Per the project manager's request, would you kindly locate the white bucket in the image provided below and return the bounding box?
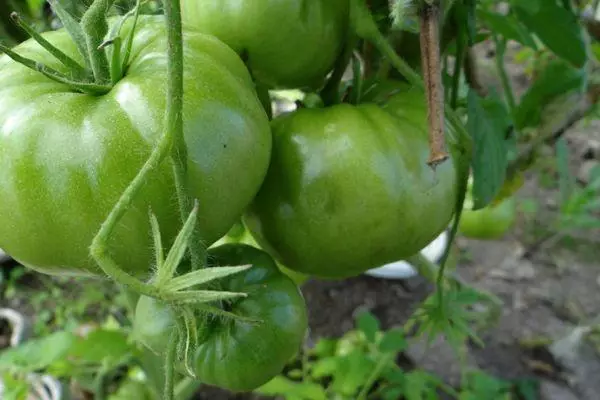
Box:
[364,230,449,279]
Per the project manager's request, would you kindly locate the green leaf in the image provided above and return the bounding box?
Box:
[68,329,131,365]
[0,331,76,373]
[330,350,375,397]
[47,0,90,67]
[311,357,339,379]
[378,329,407,353]
[254,376,327,400]
[467,90,510,209]
[403,371,439,400]
[477,10,537,48]
[514,59,585,130]
[163,265,252,292]
[510,0,540,14]
[26,0,47,16]
[356,311,380,343]
[514,0,587,67]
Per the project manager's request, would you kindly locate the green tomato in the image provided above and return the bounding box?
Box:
[458,197,517,240]
[133,243,308,392]
[215,223,310,286]
[180,0,350,89]
[244,86,459,279]
[0,16,271,278]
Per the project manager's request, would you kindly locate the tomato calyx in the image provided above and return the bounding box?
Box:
[133,203,263,376]
[0,0,142,95]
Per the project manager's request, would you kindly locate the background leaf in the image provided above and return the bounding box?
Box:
[514,0,586,67]
[467,90,510,209]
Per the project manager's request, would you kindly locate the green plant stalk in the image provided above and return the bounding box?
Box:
[164,0,207,271]
[0,43,111,95]
[89,0,189,295]
[450,25,466,109]
[9,12,87,78]
[80,0,114,83]
[320,32,359,106]
[164,329,179,400]
[356,353,395,400]
[493,35,516,116]
[47,0,91,69]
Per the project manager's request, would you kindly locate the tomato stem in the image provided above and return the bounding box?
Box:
[80,0,113,84]
[89,111,174,297]
[47,0,91,70]
[419,2,449,167]
[320,31,358,106]
[163,0,207,271]
[0,42,111,95]
[164,329,179,400]
[9,12,88,79]
[350,0,471,155]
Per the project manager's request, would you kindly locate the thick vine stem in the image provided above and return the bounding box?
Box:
[80,0,114,84]
[164,329,179,400]
[163,0,207,270]
[419,1,449,167]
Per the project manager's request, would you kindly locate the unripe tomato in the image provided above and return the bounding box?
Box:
[133,244,308,392]
[180,0,350,89]
[214,222,310,286]
[244,86,459,279]
[0,16,271,277]
[458,197,517,239]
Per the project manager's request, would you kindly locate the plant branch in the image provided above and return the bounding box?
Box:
[164,329,178,400]
[350,0,472,156]
[493,35,517,116]
[10,12,87,78]
[80,0,114,84]
[163,0,206,271]
[0,42,110,94]
[321,33,358,106]
[420,2,450,166]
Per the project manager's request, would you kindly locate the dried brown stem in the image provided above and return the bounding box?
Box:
[419,2,449,168]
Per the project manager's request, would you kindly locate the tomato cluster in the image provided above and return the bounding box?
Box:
[0,0,464,393]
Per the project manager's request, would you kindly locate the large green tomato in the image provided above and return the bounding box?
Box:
[180,0,350,89]
[0,16,271,278]
[244,87,459,278]
[214,221,310,286]
[133,244,308,392]
[458,197,517,239]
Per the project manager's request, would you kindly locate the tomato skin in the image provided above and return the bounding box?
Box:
[244,87,458,278]
[214,222,311,285]
[0,17,271,278]
[458,197,517,239]
[134,244,308,392]
[180,0,350,89]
